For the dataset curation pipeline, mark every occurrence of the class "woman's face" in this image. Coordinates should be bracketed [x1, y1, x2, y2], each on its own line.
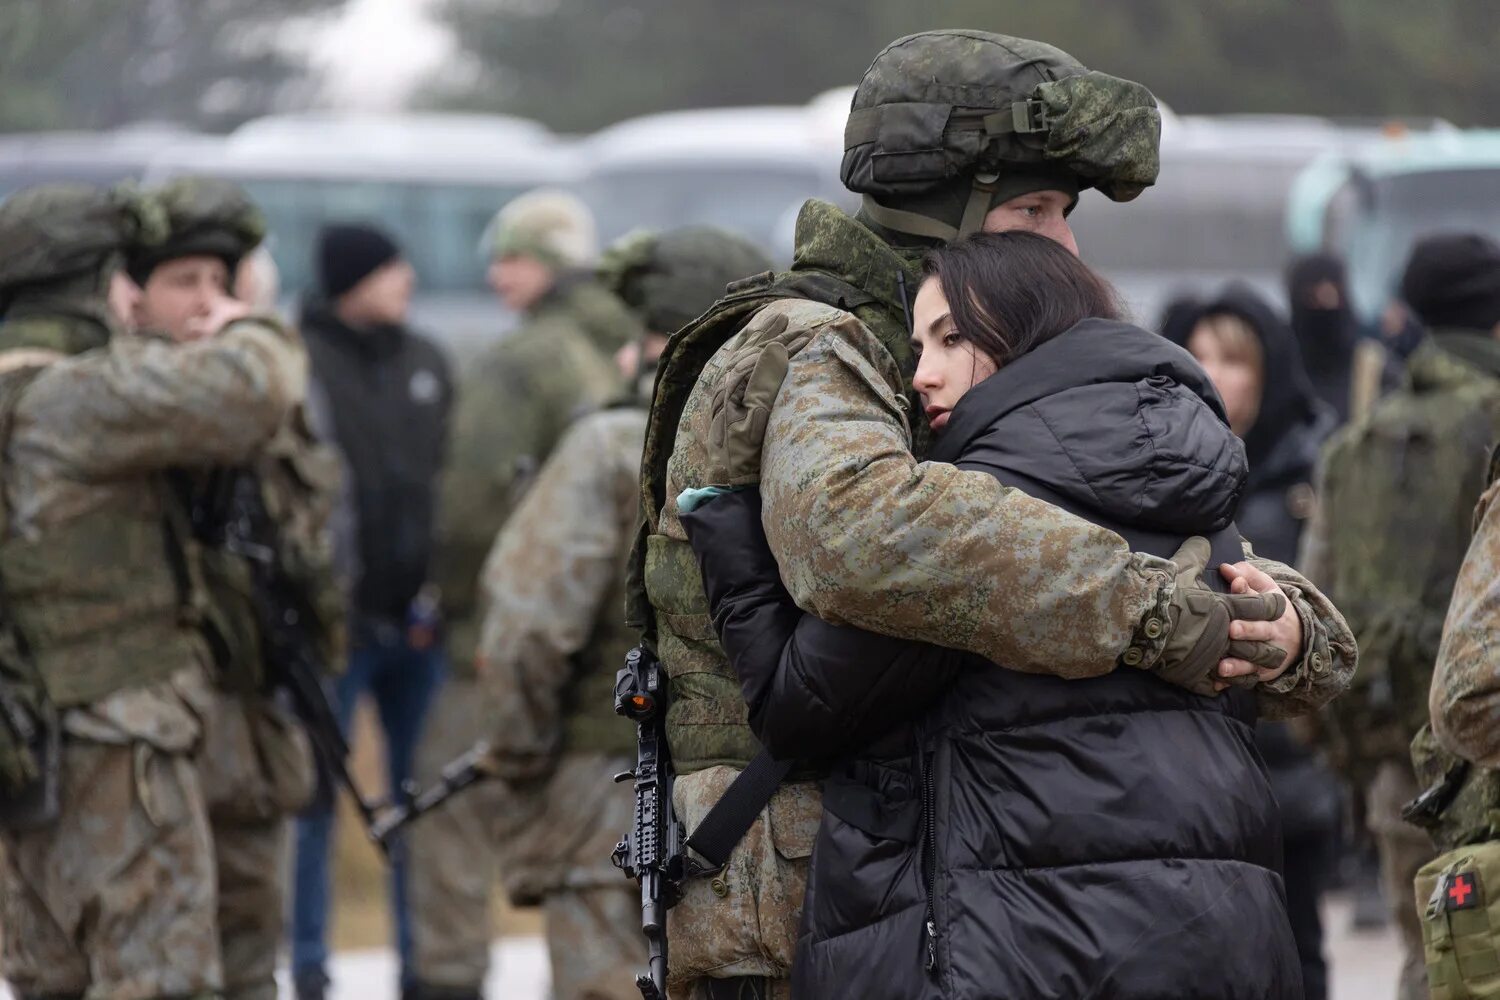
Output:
[910, 277, 999, 432]
[1187, 324, 1263, 437]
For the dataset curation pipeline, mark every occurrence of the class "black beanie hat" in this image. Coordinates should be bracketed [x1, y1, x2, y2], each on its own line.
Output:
[1399, 233, 1500, 333]
[317, 223, 402, 300]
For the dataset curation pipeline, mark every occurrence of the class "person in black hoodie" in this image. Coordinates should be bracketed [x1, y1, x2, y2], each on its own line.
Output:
[679, 233, 1353, 1000]
[1167, 286, 1345, 1000]
[290, 222, 454, 1000]
[1167, 285, 1336, 567]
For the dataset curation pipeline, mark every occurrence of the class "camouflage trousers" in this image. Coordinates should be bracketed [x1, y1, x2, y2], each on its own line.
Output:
[1, 737, 222, 999]
[1367, 757, 1437, 1000]
[409, 675, 502, 991]
[200, 691, 313, 1000]
[409, 676, 643, 1000]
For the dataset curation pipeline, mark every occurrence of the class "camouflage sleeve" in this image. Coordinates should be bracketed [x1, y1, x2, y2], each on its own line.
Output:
[475, 415, 628, 777]
[1242, 543, 1357, 721]
[1430, 480, 1500, 766]
[753, 303, 1175, 677]
[15, 316, 304, 478]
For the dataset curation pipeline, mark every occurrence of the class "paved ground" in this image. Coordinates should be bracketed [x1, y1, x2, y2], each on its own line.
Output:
[0, 894, 1407, 998]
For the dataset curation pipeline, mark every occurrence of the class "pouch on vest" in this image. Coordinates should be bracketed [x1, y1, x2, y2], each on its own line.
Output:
[1419, 844, 1500, 999]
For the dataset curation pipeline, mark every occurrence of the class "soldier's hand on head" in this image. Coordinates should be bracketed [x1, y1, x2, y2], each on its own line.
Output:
[184, 295, 251, 342]
[1132, 537, 1286, 697]
[1215, 563, 1300, 688]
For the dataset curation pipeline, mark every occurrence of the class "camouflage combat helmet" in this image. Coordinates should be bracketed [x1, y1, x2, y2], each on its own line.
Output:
[126, 176, 267, 286]
[483, 188, 598, 269]
[598, 227, 774, 335]
[0, 182, 167, 300]
[844, 30, 1161, 242]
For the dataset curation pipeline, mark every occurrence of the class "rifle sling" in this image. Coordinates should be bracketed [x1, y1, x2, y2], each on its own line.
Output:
[684, 749, 796, 871]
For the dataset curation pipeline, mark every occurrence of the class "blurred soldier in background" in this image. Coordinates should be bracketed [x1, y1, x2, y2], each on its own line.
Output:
[1304, 232, 1500, 1000]
[637, 30, 1352, 1000]
[127, 176, 344, 1000]
[407, 191, 645, 1000]
[291, 222, 454, 1000]
[407, 228, 770, 1000]
[0, 182, 306, 1000]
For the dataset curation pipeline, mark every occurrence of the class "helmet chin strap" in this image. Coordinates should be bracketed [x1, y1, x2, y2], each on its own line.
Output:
[859, 196, 959, 244]
[861, 172, 998, 245]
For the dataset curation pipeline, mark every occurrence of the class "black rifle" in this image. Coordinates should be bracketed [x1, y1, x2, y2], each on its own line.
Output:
[612, 644, 699, 1000]
[368, 740, 497, 849]
[193, 468, 392, 852]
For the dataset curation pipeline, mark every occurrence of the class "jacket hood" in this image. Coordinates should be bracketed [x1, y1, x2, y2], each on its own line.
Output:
[932, 318, 1248, 533]
[1163, 283, 1332, 476]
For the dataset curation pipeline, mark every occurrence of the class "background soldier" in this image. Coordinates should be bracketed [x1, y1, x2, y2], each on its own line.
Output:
[407, 190, 640, 999]
[0, 183, 306, 1000]
[637, 32, 1356, 999]
[1304, 232, 1500, 1000]
[126, 176, 345, 1000]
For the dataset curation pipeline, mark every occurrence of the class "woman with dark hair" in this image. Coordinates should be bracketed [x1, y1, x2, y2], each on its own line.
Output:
[679, 232, 1316, 998]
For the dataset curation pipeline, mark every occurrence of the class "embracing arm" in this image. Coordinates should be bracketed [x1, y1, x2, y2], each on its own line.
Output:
[751, 305, 1175, 677]
[1236, 542, 1357, 721]
[681, 487, 960, 761]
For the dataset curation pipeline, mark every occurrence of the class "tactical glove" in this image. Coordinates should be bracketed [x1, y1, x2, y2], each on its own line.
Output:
[1134, 537, 1287, 696]
[708, 312, 812, 485]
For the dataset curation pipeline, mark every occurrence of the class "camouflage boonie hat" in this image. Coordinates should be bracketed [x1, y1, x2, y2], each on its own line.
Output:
[598, 227, 773, 335]
[843, 30, 1161, 241]
[0, 182, 167, 294]
[127, 176, 267, 285]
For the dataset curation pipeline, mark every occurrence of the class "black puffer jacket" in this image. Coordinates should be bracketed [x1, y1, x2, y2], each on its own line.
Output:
[682, 319, 1301, 999]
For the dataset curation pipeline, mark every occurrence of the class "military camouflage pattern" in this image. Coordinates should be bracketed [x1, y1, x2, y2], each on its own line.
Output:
[541, 882, 653, 1000]
[0, 182, 165, 301]
[1, 668, 221, 999]
[128, 176, 267, 282]
[1429, 441, 1500, 770]
[841, 31, 1159, 206]
[598, 227, 773, 336]
[1367, 758, 1434, 1000]
[434, 277, 636, 673]
[412, 409, 643, 991]
[200, 692, 314, 1000]
[647, 201, 1354, 990]
[0, 310, 304, 995]
[1303, 332, 1500, 782]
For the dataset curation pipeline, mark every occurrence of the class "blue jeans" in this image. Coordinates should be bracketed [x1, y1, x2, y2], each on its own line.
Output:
[290, 623, 446, 986]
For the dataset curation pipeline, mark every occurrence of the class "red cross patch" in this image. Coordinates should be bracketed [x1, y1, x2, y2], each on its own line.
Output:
[1445, 872, 1482, 911]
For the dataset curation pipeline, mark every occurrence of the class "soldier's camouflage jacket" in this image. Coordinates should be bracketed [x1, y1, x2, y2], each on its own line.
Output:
[476, 406, 642, 902]
[649, 200, 1356, 986]
[1303, 332, 1500, 781]
[435, 277, 639, 674]
[0, 309, 305, 741]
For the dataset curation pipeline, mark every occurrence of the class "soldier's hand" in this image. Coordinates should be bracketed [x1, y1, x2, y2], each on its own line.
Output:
[1134, 537, 1286, 697]
[184, 295, 251, 342]
[1216, 563, 1300, 686]
[707, 312, 817, 484]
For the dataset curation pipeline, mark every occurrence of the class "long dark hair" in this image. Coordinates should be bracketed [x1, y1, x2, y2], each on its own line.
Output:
[922, 231, 1123, 367]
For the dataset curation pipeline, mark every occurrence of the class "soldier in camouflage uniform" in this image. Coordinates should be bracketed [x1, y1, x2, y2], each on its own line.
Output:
[638, 33, 1356, 999]
[0, 183, 307, 999]
[409, 192, 645, 999]
[126, 177, 344, 1000]
[1304, 233, 1500, 1000]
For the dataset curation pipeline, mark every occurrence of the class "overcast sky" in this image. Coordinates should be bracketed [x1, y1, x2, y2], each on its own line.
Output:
[308, 0, 454, 109]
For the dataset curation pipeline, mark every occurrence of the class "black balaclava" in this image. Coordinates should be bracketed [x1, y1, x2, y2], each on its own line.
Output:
[1286, 252, 1357, 423]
